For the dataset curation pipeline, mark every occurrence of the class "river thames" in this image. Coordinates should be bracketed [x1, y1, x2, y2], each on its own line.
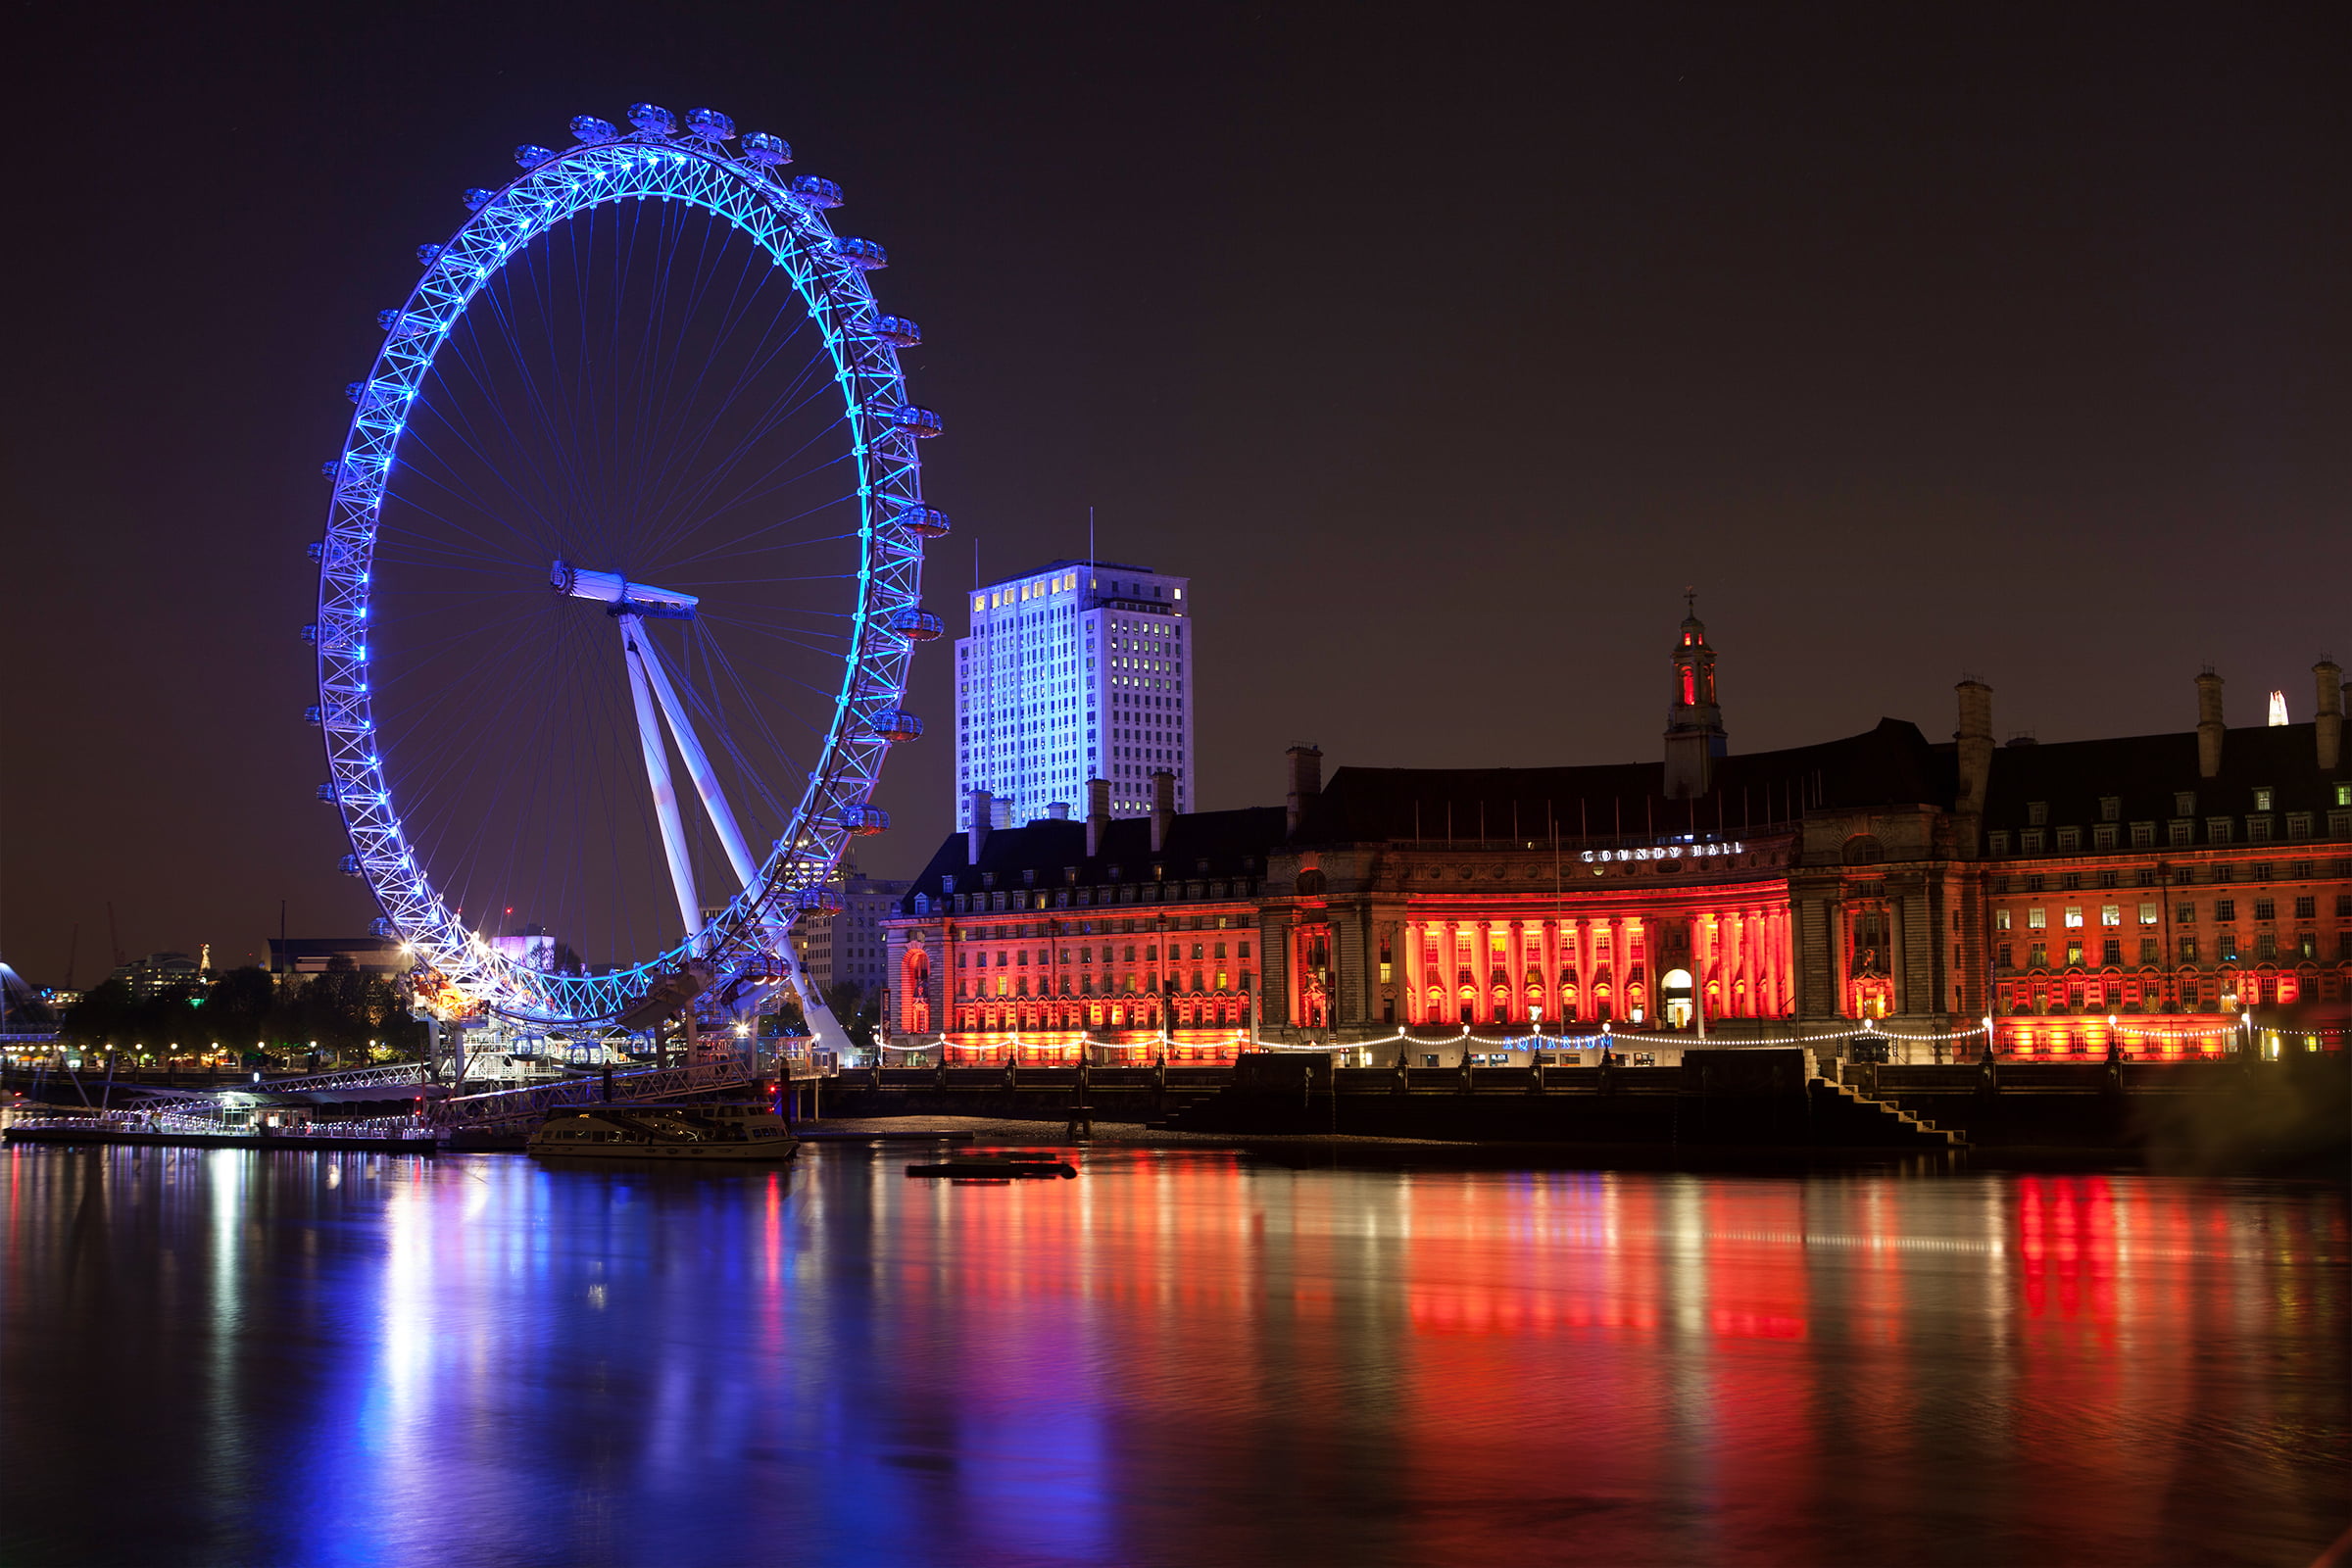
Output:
[0, 1143, 2341, 1566]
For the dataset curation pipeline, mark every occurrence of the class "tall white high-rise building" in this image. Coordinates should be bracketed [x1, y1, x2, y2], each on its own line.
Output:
[956, 559, 1194, 828]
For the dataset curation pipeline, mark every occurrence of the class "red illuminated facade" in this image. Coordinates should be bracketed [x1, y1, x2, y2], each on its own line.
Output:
[883, 615, 2349, 1059]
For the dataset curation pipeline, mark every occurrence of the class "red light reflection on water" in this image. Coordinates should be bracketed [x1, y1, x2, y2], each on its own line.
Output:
[0, 1149, 2341, 1567]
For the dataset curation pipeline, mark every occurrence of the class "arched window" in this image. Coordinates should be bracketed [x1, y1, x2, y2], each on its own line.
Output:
[1841, 835, 1886, 866]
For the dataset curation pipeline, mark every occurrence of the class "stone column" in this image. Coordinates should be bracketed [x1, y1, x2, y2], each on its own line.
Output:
[1259, 909, 1292, 1033]
[1723, 909, 1743, 1017]
[1401, 918, 1422, 1026]
[1504, 918, 1525, 1024]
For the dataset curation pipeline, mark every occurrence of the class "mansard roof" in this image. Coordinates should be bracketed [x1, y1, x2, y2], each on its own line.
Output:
[1982, 721, 2344, 828]
[893, 806, 1289, 911]
[1300, 718, 1954, 844]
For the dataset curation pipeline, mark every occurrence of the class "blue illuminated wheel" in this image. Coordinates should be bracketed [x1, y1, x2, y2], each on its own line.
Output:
[309, 103, 948, 1028]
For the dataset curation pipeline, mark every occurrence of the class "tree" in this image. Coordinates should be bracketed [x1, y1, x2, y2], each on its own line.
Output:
[822, 981, 879, 1051]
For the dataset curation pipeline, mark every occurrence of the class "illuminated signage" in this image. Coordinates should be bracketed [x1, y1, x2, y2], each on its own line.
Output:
[1580, 841, 1746, 863]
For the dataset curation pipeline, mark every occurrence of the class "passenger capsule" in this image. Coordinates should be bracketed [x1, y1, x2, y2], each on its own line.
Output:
[304, 706, 325, 725]
[684, 107, 736, 140]
[627, 102, 677, 135]
[568, 115, 618, 143]
[890, 405, 944, 439]
[868, 315, 921, 347]
[317, 782, 340, 803]
[788, 175, 844, 209]
[369, 917, 396, 939]
[339, 855, 365, 877]
[866, 709, 923, 742]
[833, 237, 888, 270]
[796, 887, 846, 913]
[320, 461, 341, 479]
[416, 243, 443, 266]
[307, 540, 325, 562]
[846, 806, 891, 836]
[514, 143, 557, 170]
[464, 187, 496, 210]
[888, 608, 946, 642]
[895, 505, 952, 538]
[741, 131, 792, 167]
[300, 623, 321, 643]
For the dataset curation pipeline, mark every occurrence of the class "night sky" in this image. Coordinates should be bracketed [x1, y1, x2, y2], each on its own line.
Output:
[4, 2, 2344, 985]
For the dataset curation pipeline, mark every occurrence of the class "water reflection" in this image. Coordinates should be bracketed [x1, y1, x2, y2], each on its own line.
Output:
[0, 1146, 2340, 1565]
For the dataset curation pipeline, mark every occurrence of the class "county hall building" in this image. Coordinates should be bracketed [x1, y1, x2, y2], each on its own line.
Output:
[882, 609, 2349, 1062]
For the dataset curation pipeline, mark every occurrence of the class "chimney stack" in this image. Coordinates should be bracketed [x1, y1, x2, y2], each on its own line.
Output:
[967, 789, 992, 865]
[991, 796, 1012, 830]
[1955, 678, 1993, 817]
[2195, 669, 2226, 779]
[2317, 657, 2344, 772]
[1045, 801, 1071, 820]
[1285, 745, 1324, 837]
[1086, 777, 1110, 858]
[1150, 769, 1175, 853]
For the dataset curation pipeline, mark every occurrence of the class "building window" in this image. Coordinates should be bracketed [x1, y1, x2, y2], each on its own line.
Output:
[2249, 817, 2274, 842]
[2029, 943, 2048, 967]
[2028, 907, 2047, 930]
[2137, 903, 2158, 926]
[1997, 943, 2014, 968]
[2207, 818, 2233, 845]
[2297, 932, 2319, 960]
[2253, 787, 2275, 811]
[2022, 829, 2046, 854]
[2100, 905, 2122, 927]
[1988, 831, 2012, 856]
[2102, 939, 2122, 965]
[2066, 942, 2084, 967]
[2139, 938, 2160, 963]
[2092, 825, 2118, 850]
[2057, 827, 2082, 851]
[2253, 898, 2276, 921]
[1994, 908, 2013, 931]
[2130, 822, 2155, 847]
[2177, 902, 2196, 923]
[2170, 821, 2193, 846]
[2215, 899, 2237, 922]
[2219, 932, 2239, 961]
[2293, 896, 2316, 919]
[2064, 906, 2084, 928]
[2028, 802, 2048, 826]
[2098, 796, 2121, 822]
[2256, 933, 2277, 960]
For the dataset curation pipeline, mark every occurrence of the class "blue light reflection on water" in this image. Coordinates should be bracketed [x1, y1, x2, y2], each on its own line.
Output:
[0, 1145, 2342, 1567]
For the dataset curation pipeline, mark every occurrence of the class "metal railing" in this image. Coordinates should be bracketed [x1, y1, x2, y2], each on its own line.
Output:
[426, 1058, 757, 1131]
[8, 1108, 430, 1142]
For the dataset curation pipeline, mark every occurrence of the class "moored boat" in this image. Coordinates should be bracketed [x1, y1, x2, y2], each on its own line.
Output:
[528, 1102, 798, 1161]
[906, 1152, 1076, 1179]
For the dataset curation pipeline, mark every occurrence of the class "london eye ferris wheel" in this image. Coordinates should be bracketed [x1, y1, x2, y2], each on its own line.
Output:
[308, 102, 945, 1030]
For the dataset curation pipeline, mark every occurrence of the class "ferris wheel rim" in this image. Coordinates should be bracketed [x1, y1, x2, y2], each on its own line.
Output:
[312, 121, 936, 1027]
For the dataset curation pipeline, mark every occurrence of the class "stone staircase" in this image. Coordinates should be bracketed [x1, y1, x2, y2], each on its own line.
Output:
[1813, 1075, 1968, 1149]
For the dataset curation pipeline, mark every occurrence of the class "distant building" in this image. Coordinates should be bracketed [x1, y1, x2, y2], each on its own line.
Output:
[956, 559, 1194, 829]
[117, 952, 204, 999]
[791, 859, 909, 997]
[267, 937, 410, 980]
[886, 611, 2350, 1061]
